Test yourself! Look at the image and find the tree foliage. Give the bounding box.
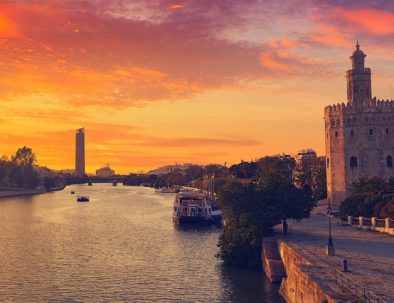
[340,177,394,219]
[217,156,315,269]
[0,147,40,189]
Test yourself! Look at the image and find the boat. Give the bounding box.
[155,187,175,194]
[77,196,89,202]
[173,190,218,224]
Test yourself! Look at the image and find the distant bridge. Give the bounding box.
[65,175,127,185]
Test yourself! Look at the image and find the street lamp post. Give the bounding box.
[325,199,335,256]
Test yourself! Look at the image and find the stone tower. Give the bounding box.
[75,128,85,176]
[325,43,394,206]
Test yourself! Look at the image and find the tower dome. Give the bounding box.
[350,41,366,70]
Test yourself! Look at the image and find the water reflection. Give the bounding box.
[220,265,285,303]
[0,184,283,302]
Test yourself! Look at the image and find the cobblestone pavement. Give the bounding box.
[276,213,394,302]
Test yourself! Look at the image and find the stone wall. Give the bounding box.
[278,241,338,303]
[325,100,394,206]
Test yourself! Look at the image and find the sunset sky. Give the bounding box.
[1,0,394,173]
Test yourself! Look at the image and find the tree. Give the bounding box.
[10,147,39,189]
[0,155,9,186]
[340,177,394,219]
[217,162,314,269]
[310,166,327,201]
[377,200,394,219]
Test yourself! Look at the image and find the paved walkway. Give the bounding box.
[276,213,394,302]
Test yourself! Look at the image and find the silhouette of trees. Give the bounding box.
[0,147,39,189]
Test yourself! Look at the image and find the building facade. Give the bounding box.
[325,43,394,206]
[75,128,85,176]
[96,165,115,177]
[295,149,325,171]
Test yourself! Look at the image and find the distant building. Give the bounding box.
[75,128,85,176]
[296,149,325,171]
[96,164,115,177]
[325,43,394,206]
[148,163,194,175]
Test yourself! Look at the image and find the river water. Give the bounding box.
[0,184,284,302]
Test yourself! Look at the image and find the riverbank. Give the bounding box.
[272,214,394,303]
[0,189,47,198]
[0,186,65,199]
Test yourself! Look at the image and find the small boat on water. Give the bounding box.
[77,196,89,202]
[173,190,222,225]
[155,187,175,194]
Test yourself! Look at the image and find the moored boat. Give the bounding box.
[155,187,175,194]
[173,190,218,224]
[77,196,89,202]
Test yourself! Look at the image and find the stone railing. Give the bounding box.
[346,216,394,235]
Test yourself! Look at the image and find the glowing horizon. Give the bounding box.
[1,1,394,173]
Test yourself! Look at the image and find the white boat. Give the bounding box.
[155,187,175,194]
[173,190,221,224]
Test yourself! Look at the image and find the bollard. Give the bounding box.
[359,216,364,228]
[347,215,352,225]
[343,257,348,272]
[371,217,377,230]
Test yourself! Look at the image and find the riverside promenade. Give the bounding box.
[276,208,394,302]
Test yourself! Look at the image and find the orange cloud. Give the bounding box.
[170,4,184,9]
[0,14,17,37]
[337,9,394,35]
[259,50,316,73]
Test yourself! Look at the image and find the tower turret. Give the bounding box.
[346,42,372,105]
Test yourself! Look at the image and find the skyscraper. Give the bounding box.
[75,128,85,176]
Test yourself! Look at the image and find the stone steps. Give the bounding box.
[262,237,285,282]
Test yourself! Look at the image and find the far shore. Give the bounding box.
[0,186,65,199]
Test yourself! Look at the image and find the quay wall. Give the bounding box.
[278,241,338,303]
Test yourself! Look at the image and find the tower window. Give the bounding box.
[327,158,329,168]
[350,130,354,136]
[387,155,393,168]
[335,132,338,137]
[350,156,358,168]
[386,128,389,135]
[369,129,373,135]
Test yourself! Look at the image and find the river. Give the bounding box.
[0,184,284,302]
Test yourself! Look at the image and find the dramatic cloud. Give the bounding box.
[1,0,393,172]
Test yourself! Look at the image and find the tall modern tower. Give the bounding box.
[75,128,85,176]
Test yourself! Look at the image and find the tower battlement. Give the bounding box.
[325,99,394,114]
